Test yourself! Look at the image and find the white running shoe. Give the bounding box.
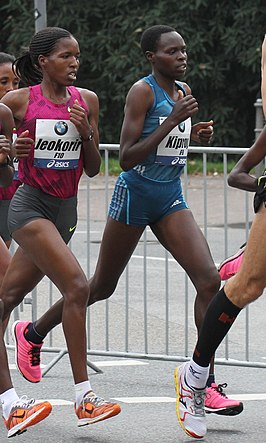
[174,362,207,439]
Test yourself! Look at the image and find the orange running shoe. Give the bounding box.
[75,391,121,426]
[3,396,52,438]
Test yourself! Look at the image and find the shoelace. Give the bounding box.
[193,391,206,416]
[28,347,41,366]
[82,394,107,408]
[212,383,228,397]
[13,395,35,410]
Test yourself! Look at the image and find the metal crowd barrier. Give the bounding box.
[5,99,266,374]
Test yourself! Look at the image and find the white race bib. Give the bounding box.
[156,117,191,166]
[13,157,19,180]
[34,119,82,170]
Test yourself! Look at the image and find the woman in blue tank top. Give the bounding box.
[16,25,242,432]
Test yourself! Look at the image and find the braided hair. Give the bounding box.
[13,27,72,86]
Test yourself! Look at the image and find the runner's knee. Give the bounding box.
[227,276,264,307]
[89,276,117,304]
[197,269,221,300]
[63,278,90,307]
[0,286,26,314]
[239,279,264,306]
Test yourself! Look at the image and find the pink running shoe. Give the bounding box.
[205,383,243,416]
[12,321,43,383]
[218,243,246,280]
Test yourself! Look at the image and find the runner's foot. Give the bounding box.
[12,321,43,383]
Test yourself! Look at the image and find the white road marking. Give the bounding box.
[71,233,223,266]
[114,397,176,403]
[232,393,266,401]
[9,363,46,370]
[9,359,148,371]
[92,360,148,367]
[119,253,221,267]
[113,394,266,403]
[37,394,266,406]
[39,399,74,406]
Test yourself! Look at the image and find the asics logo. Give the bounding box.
[47,160,55,168]
[171,157,180,165]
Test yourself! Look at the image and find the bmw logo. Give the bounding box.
[178,122,185,133]
[54,121,68,136]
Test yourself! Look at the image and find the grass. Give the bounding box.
[187,159,238,175]
[100,157,239,176]
[100,157,123,176]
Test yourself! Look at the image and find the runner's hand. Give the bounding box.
[256,173,266,195]
[191,120,214,144]
[170,91,198,124]
[253,173,266,213]
[0,135,11,164]
[69,99,93,141]
[14,130,34,158]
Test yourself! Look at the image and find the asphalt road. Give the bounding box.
[0,352,266,442]
[2,174,266,442]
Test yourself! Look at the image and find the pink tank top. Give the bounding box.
[0,123,20,200]
[17,85,88,198]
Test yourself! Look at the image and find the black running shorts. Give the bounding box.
[8,184,78,244]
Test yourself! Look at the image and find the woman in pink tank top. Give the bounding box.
[0,102,14,291]
[0,53,20,248]
[0,27,120,438]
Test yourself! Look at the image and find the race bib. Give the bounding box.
[155,117,191,166]
[12,129,19,180]
[13,157,19,180]
[34,119,82,170]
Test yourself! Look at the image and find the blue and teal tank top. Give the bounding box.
[133,74,191,181]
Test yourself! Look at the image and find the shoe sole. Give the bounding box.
[7,403,52,438]
[77,405,121,426]
[205,402,243,416]
[12,321,41,384]
[217,247,245,271]
[174,367,204,439]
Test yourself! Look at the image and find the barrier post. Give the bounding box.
[254,98,265,176]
